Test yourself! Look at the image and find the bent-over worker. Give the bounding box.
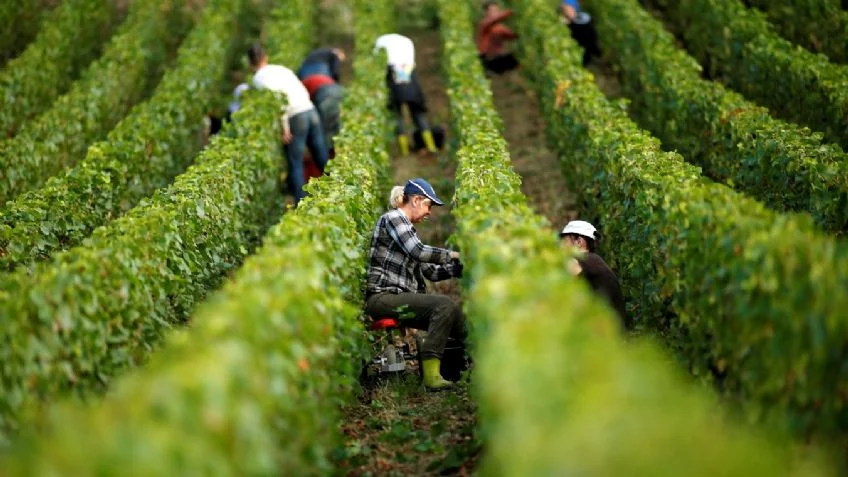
[374,33,439,155]
[248,44,329,205]
[365,178,467,391]
[560,220,627,327]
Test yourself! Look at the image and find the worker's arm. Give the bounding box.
[276,88,293,143]
[374,35,387,53]
[279,93,292,143]
[493,24,519,40]
[329,54,341,82]
[421,260,463,282]
[495,9,514,22]
[384,214,453,264]
[480,10,515,33]
[281,113,292,143]
[567,257,583,275]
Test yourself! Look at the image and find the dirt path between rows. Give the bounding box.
[486,55,621,230]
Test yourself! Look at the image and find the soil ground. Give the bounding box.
[488,67,579,229]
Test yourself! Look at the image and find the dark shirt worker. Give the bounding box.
[560,220,627,327]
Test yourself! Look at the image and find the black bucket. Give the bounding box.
[440,338,470,382]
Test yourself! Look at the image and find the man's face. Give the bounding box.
[409,196,434,224]
[561,234,586,251]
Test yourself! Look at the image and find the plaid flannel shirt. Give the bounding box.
[366,208,459,296]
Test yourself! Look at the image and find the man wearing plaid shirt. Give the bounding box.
[365,178,466,391]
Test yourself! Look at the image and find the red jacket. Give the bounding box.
[476,9,519,58]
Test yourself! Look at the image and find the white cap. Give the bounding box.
[560,220,597,239]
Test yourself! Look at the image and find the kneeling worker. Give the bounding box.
[560,220,627,326]
[476,0,520,74]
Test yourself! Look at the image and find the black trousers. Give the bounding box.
[480,53,520,74]
[568,20,601,65]
[385,66,431,136]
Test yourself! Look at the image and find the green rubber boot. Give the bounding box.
[422,358,452,391]
[421,129,438,153]
[397,134,410,155]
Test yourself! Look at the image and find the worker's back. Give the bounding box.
[476,8,517,57]
[374,33,415,67]
[252,64,313,117]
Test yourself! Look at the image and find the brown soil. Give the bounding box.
[487,68,579,229]
[337,376,480,477]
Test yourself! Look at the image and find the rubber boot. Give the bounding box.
[421,129,438,153]
[422,358,452,391]
[397,134,410,155]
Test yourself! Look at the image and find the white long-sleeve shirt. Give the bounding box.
[374,34,415,68]
[251,64,314,121]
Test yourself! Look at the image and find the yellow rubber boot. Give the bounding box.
[397,134,410,155]
[421,129,438,153]
[422,358,452,391]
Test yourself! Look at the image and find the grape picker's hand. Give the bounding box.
[282,130,293,144]
[452,260,464,278]
[449,251,460,260]
[567,257,583,276]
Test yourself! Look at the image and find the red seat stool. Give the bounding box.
[370,317,399,331]
[366,317,419,375]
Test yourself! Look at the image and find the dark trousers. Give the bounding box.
[385,67,431,136]
[312,83,344,152]
[365,292,467,360]
[285,109,328,204]
[480,53,520,74]
[568,20,601,66]
[392,103,431,137]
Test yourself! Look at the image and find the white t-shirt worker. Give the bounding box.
[247,44,329,205]
[252,63,315,138]
[375,33,417,82]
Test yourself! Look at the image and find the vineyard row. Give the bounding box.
[654,0,848,149]
[441,0,828,474]
[515,0,848,449]
[590,0,848,233]
[0,0,393,473]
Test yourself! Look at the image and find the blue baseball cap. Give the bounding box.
[403,178,444,206]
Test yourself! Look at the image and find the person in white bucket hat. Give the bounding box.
[560,220,627,327]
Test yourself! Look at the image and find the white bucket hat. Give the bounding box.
[560,220,597,239]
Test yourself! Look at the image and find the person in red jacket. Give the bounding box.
[476,1,520,74]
